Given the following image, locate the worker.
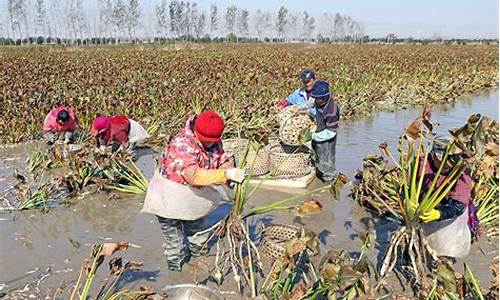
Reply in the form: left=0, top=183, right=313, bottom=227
left=43, top=105, right=77, bottom=145
left=418, top=138, right=479, bottom=258
left=141, top=111, right=245, bottom=271
left=90, top=115, right=149, bottom=155
left=309, top=80, right=340, bottom=184
left=278, top=69, right=316, bottom=116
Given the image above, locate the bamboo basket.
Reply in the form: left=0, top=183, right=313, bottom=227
left=279, top=113, right=316, bottom=147
left=269, top=144, right=311, bottom=179
left=223, top=138, right=269, bottom=176
left=259, top=224, right=300, bottom=259
left=277, top=106, right=298, bottom=126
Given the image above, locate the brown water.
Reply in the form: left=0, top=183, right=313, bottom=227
left=0, top=91, right=498, bottom=298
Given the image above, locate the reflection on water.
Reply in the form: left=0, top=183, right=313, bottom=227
left=337, top=91, right=499, bottom=177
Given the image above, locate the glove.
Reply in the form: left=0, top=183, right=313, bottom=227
left=225, top=168, right=245, bottom=183
left=419, top=209, right=441, bottom=223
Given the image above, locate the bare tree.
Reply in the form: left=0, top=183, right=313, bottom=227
left=35, top=0, right=48, bottom=37
left=126, top=0, right=140, bottom=38
left=333, top=13, right=344, bottom=41
left=169, top=0, right=183, bottom=38
left=225, top=5, right=237, bottom=35
left=209, top=3, right=217, bottom=36
left=99, top=0, right=113, bottom=37
left=302, top=11, right=315, bottom=41
left=155, top=0, right=168, bottom=37
left=111, top=0, right=127, bottom=37
left=276, top=6, right=288, bottom=39
left=237, top=9, right=249, bottom=38
left=7, top=0, right=28, bottom=39
left=194, top=12, right=205, bottom=39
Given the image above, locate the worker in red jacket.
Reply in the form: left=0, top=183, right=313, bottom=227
left=43, top=106, right=77, bottom=145
left=91, top=115, right=149, bottom=154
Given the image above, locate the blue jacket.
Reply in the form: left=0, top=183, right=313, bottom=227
left=287, top=88, right=316, bottom=116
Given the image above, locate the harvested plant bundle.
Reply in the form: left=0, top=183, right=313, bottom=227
left=279, top=113, right=315, bottom=146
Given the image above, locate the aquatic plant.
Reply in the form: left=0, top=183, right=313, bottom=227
left=1, top=45, right=497, bottom=144
left=68, top=242, right=158, bottom=300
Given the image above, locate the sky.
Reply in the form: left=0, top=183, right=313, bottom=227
left=196, top=0, right=499, bottom=38
left=1, top=0, right=498, bottom=39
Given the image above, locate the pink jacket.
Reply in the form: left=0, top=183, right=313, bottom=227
left=43, top=106, right=77, bottom=133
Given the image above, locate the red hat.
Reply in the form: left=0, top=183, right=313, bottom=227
left=194, top=111, right=225, bottom=143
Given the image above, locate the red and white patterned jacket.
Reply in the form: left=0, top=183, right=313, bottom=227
left=159, top=117, right=230, bottom=184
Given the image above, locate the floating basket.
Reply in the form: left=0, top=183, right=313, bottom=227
left=259, top=224, right=300, bottom=259
left=269, top=144, right=311, bottom=179
left=223, top=138, right=269, bottom=177
left=279, top=113, right=316, bottom=147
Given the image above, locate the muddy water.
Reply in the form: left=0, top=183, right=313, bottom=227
left=0, top=91, right=498, bottom=298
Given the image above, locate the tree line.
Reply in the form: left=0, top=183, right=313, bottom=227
left=2, top=0, right=367, bottom=44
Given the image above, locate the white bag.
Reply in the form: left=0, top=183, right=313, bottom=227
left=422, top=207, right=471, bottom=258
left=128, top=119, right=150, bottom=144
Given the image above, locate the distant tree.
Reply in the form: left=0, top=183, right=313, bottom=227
left=181, top=1, right=192, bottom=37
left=225, top=5, right=237, bottom=34
left=261, top=11, right=273, bottom=39
left=168, top=1, right=179, bottom=37
left=333, top=13, right=343, bottom=41
left=155, top=0, right=168, bottom=37
left=189, top=2, right=201, bottom=38
left=276, top=6, right=288, bottom=39
left=287, top=12, right=299, bottom=40
left=99, top=0, right=113, bottom=37
left=253, top=9, right=263, bottom=39
left=209, top=3, right=218, bottom=36
left=7, top=0, right=28, bottom=39
left=126, top=0, right=140, bottom=38
left=237, top=9, right=249, bottom=37
left=194, top=12, right=206, bottom=39
left=111, top=0, right=127, bottom=37
left=35, top=0, right=48, bottom=37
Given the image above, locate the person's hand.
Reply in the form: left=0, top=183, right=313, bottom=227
left=278, top=98, right=289, bottom=109
left=419, top=209, right=441, bottom=223
left=226, top=168, right=246, bottom=183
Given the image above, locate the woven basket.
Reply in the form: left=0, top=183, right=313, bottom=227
left=259, top=224, right=300, bottom=259
left=266, top=137, right=280, bottom=148
left=223, top=138, right=269, bottom=176
left=279, top=114, right=316, bottom=147
left=269, top=144, right=311, bottom=179
left=277, top=106, right=298, bottom=126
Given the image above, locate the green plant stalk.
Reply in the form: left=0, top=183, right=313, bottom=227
left=238, top=145, right=259, bottom=213
left=409, top=134, right=424, bottom=210
left=415, top=148, right=430, bottom=206
left=464, top=263, right=484, bottom=300
left=476, top=184, right=498, bottom=218
left=261, top=260, right=279, bottom=293
left=418, top=142, right=455, bottom=207
left=399, top=139, right=411, bottom=209
left=419, top=163, right=464, bottom=214
left=246, top=222, right=257, bottom=297
left=80, top=245, right=103, bottom=300
left=244, top=185, right=330, bottom=218
left=99, top=266, right=129, bottom=300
